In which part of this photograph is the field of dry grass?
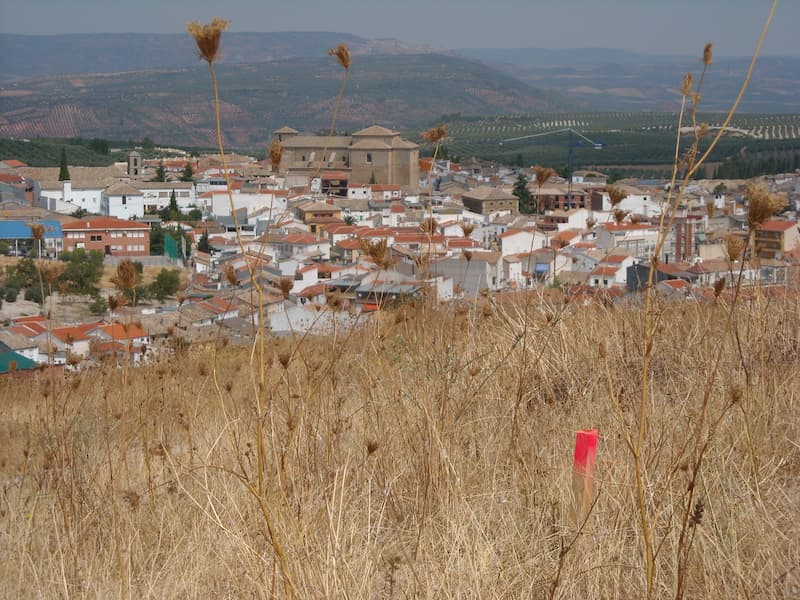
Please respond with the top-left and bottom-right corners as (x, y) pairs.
(1, 295), (797, 598)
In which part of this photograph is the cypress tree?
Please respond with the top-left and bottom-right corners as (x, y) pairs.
(58, 147), (70, 181)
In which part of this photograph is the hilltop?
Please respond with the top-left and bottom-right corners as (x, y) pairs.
(0, 54), (567, 146)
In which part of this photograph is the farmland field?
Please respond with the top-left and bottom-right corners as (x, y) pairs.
(418, 112), (800, 173)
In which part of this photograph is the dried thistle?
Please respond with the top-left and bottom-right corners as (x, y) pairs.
(277, 277), (293, 298)
(703, 43), (713, 66)
(360, 238), (389, 270)
(725, 234), (746, 261)
(607, 185), (628, 207)
(727, 383), (743, 405)
(533, 165), (555, 185)
(460, 222), (475, 238)
(328, 44), (351, 70)
(629, 214), (643, 225)
(689, 499), (704, 527)
(421, 124), (448, 145)
(325, 289), (344, 311)
(112, 259), (140, 292)
(420, 217), (438, 235)
(186, 17), (230, 64)
(745, 181), (786, 228)
(269, 139), (283, 172)
(681, 72), (694, 96)
(365, 439), (379, 456)
(278, 352), (291, 369)
(28, 223), (45, 242)
(224, 264), (238, 287)
(713, 278), (726, 298)
(613, 209), (628, 224)
(40, 262), (63, 285)
(586, 217), (597, 229)
(463, 250), (473, 263)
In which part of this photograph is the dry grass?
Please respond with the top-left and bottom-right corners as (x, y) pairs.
(1, 297), (798, 597)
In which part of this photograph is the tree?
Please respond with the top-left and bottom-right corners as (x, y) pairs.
(58, 147), (70, 181)
(70, 207), (89, 219)
(343, 215), (357, 226)
(150, 224), (192, 257)
(187, 208), (203, 221)
(159, 190), (179, 222)
(512, 173), (534, 214)
(142, 137), (155, 151)
(88, 138), (109, 155)
(197, 230), (214, 253)
(150, 269), (181, 301)
(180, 162), (194, 182)
(152, 162), (166, 182)
(58, 249), (104, 294)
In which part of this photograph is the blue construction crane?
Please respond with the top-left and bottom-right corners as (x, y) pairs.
(500, 128), (605, 205)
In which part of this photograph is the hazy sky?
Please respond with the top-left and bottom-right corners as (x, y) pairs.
(0, 0), (796, 56)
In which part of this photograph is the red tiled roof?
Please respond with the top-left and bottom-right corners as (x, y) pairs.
(50, 326), (89, 343)
(602, 223), (657, 232)
(758, 220), (798, 232)
(62, 217), (149, 231)
(96, 323), (148, 340)
(605, 254), (630, 263)
(591, 266), (620, 276)
(337, 238), (362, 250)
(2, 159), (27, 168)
(662, 279), (689, 289)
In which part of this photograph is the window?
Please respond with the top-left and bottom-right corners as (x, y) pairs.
(366, 153), (372, 164)
(122, 196), (127, 206)
(90, 235), (102, 242)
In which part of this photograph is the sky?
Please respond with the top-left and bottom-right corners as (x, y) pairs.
(0, 0), (796, 57)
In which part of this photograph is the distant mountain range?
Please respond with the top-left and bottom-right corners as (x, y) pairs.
(0, 32), (420, 81)
(0, 33), (797, 148)
(0, 50), (565, 146)
(454, 47), (800, 113)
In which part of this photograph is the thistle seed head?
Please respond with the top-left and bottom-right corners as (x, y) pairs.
(746, 181), (786, 228)
(269, 139), (283, 172)
(703, 43), (713, 66)
(186, 18), (230, 64)
(681, 72), (694, 96)
(421, 124), (448, 145)
(328, 43), (351, 70)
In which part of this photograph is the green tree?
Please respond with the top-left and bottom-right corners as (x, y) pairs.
(142, 137), (155, 151)
(88, 138), (109, 155)
(187, 208), (203, 221)
(180, 162), (194, 182)
(343, 215), (356, 226)
(150, 224), (192, 257)
(58, 147), (70, 181)
(159, 190), (179, 221)
(150, 269), (181, 301)
(152, 162), (166, 182)
(89, 295), (108, 315)
(70, 207), (89, 219)
(58, 249), (104, 294)
(197, 229), (214, 253)
(512, 173), (534, 214)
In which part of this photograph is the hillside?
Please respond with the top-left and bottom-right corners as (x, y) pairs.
(0, 54), (568, 146)
(0, 32), (406, 81)
(456, 48), (800, 113)
(1, 297), (797, 596)
(0, 138), (115, 167)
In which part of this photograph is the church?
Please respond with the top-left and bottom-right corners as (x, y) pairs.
(273, 125), (419, 194)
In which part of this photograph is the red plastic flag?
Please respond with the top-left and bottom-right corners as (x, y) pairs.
(572, 429), (598, 525)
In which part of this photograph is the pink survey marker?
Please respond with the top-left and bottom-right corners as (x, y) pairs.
(572, 429), (598, 525)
